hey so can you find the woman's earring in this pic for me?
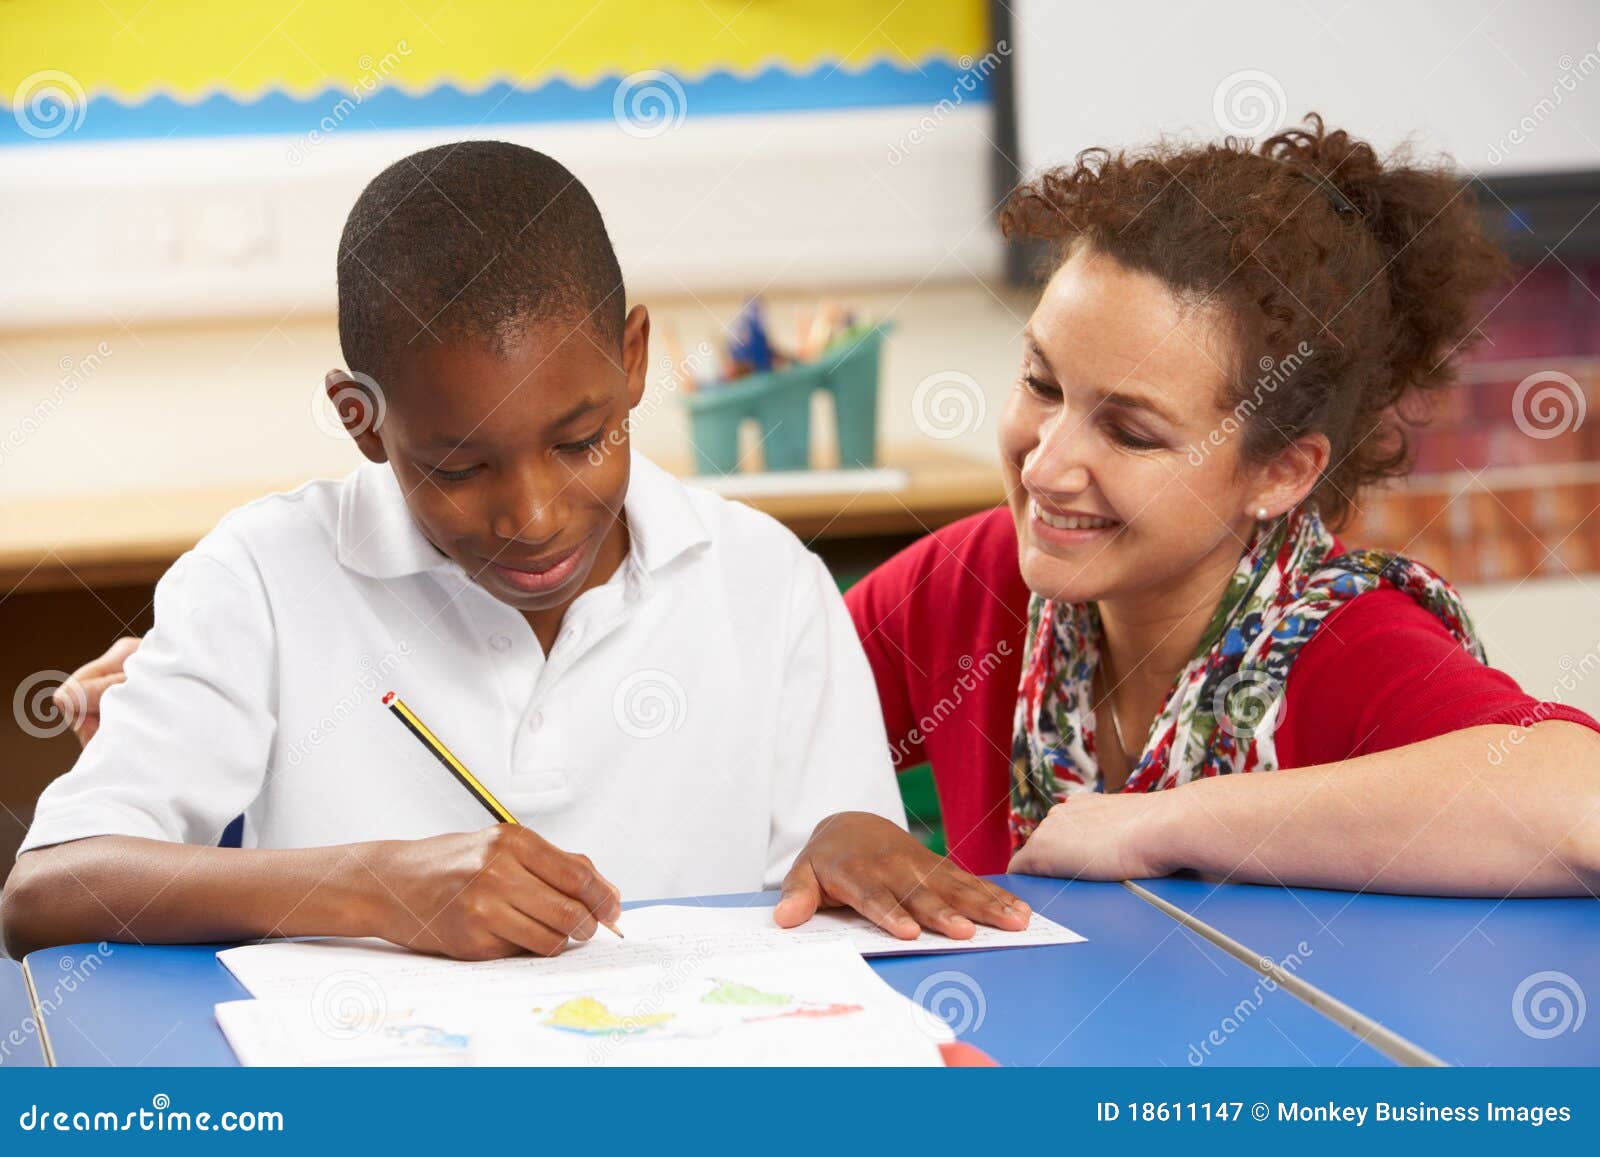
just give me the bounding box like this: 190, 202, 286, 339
1256, 506, 1270, 521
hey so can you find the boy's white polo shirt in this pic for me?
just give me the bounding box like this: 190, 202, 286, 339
21, 454, 905, 899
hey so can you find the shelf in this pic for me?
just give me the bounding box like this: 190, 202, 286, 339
1396, 461, 1600, 494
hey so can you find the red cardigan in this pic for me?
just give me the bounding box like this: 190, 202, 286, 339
846, 507, 1600, 875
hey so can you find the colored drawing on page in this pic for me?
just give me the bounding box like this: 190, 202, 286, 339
541, 997, 676, 1036
745, 1002, 864, 1023
382, 1023, 470, 1049
700, 979, 792, 1006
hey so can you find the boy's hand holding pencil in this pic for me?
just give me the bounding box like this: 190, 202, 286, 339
363, 825, 622, 961
375, 691, 623, 958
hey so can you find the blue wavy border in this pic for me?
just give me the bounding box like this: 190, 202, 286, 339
1, 60, 987, 146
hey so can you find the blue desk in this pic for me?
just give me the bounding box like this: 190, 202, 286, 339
1, 959, 45, 1067
1137, 877, 1600, 1067
23, 875, 1386, 1067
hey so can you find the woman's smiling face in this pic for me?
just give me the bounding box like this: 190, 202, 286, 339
1000, 245, 1267, 606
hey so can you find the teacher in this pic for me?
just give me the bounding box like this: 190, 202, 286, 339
845, 114, 1600, 895
44, 117, 1600, 898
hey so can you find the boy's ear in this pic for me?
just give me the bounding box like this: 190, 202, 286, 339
325, 369, 388, 464
621, 305, 650, 410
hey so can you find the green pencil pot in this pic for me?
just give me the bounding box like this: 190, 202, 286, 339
683, 323, 892, 474
683, 362, 820, 473
817, 323, 892, 468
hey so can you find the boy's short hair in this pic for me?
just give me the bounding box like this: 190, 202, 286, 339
336, 140, 625, 380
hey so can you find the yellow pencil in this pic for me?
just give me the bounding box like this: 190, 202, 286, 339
382, 690, 623, 938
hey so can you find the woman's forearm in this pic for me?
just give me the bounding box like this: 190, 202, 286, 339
0, 836, 391, 958
1162, 721, 1600, 896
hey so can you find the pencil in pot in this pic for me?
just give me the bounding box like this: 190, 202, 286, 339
382, 690, 623, 938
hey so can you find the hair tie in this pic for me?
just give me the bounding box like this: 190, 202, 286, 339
1291, 166, 1360, 217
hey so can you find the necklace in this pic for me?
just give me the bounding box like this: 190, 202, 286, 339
1095, 656, 1131, 764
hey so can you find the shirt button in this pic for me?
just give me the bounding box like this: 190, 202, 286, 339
526, 711, 544, 732
489, 634, 512, 652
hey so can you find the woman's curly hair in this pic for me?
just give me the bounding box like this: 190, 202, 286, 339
999, 113, 1508, 527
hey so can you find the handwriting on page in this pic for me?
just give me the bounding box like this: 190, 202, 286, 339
217, 903, 1084, 1003
614, 903, 1086, 956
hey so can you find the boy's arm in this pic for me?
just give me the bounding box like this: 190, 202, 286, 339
765, 553, 1031, 938
2, 826, 621, 960
2, 837, 377, 958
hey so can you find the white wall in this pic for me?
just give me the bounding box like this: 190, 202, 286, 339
0, 106, 1001, 330
1460, 577, 1600, 717
1013, 0, 1600, 177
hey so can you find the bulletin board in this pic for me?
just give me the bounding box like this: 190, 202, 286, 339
3, 0, 989, 143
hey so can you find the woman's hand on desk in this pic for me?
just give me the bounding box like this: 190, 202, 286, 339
54, 635, 143, 746
775, 811, 1032, 940
362, 825, 622, 961
1007, 792, 1183, 881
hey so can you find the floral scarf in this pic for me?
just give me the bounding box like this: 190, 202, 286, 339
1008, 506, 1485, 848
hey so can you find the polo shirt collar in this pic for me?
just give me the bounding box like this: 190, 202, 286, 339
621, 452, 713, 578
336, 453, 711, 583
337, 462, 457, 580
